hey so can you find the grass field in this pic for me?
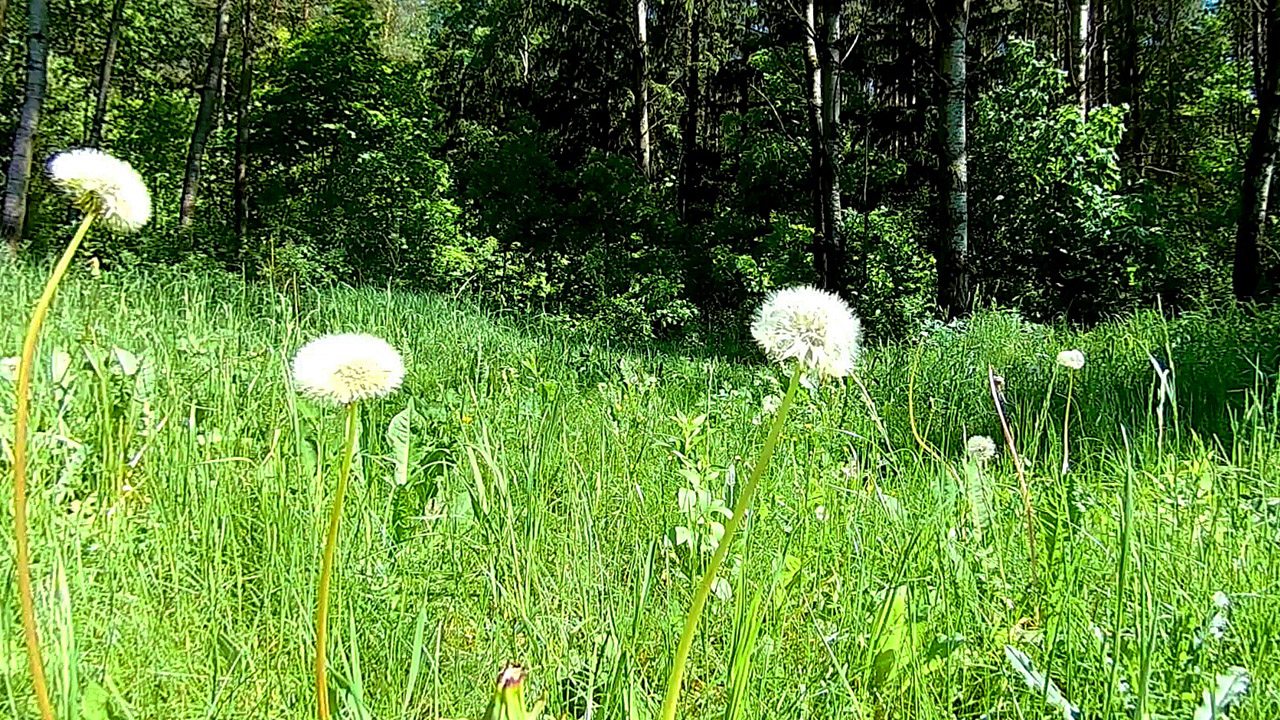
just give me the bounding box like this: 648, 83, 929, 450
2, 262, 1279, 719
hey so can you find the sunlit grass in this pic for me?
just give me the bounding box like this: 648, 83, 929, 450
2, 263, 1278, 719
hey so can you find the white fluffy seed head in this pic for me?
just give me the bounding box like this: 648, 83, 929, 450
751, 285, 862, 379
291, 333, 405, 405
47, 148, 152, 233
966, 435, 997, 463
1056, 349, 1086, 371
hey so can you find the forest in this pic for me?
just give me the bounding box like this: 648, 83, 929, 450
3, 0, 1277, 338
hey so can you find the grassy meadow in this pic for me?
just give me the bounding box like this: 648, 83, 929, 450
2, 262, 1279, 719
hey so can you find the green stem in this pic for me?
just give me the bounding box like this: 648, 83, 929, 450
1105, 430, 1134, 714
1061, 374, 1075, 476
12, 211, 96, 720
659, 368, 801, 720
315, 402, 359, 720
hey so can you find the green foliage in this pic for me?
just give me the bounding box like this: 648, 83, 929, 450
251, 0, 462, 286
971, 42, 1145, 320
844, 202, 935, 338
3, 0, 1276, 341
462, 129, 696, 338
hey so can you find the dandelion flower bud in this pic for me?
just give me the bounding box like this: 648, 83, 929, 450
47, 148, 152, 233
1056, 350, 1085, 370
751, 286, 862, 379
966, 435, 997, 464
292, 333, 405, 405
482, 664, 545, 720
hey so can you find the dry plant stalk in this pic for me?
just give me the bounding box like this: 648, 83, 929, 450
987, 365, 1039, 585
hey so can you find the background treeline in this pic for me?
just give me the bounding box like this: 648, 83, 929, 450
1, 0, 1277, 339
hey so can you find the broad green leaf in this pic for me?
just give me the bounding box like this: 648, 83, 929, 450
773, 552, 804, 609
1004, 645, 1080, 720
712, 576, 733, 601
672, 525, 693, 546
52, 350, 74, 386
1193, 667, 1249, 720
79, 680, 111, 720
677, 487, 697, 512
112, 347, 139, 376
301, 438, 319, 481
868, 585, 911, 689
387, 398, 420, 486
961, 459, 993, 537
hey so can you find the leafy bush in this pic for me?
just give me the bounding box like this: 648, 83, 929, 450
971, 41, 1146, 321
462, 128, 697, 338
249, 0, 463, 288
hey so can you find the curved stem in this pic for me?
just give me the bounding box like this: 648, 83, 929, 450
13, 211, 96, 720
659, 369, 801, 720
314, 402, 359, 720
989, 365, 1038, 586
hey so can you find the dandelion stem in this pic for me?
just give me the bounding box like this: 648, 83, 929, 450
315, 401, 359, 720
659, 368, 801, 720
12, 210, 96, 720
1061, 373, 1075, 476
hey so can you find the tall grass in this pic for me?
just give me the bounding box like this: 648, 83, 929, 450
2, 263, 1277, 719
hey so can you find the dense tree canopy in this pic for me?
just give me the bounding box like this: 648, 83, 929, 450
2, 0, 1276, 339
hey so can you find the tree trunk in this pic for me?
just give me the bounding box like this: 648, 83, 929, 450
936, 0, 971, 319
636, 0, 651, 179
1070, 0, 1090, 119
2, 0, 50, 259
821, 0, 843, 292
1254, 1, 1264, 99
179, 0, 232, 228
87, 0, 128, 148
1235, 0, 1280, 301
1092, 0, 1107, 108
803, 0, 844, 293
1117, 0, 1142, 171
677, 0, 701, 222
233, 0, 253, 251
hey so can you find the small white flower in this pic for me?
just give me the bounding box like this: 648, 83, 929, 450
966, 435, 997, 463
1213, 591, 1230, 609
47, 148, 152, 232
1056, 350, 1085, 370
751, 286, 862, 379
292, 333, 405, 405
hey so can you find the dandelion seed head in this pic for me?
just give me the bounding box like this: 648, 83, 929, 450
966, 435, 997, 463
751, 286, 861, 379
292, 333, 404, 405
47, 148, 152, 232
1056, 350, 1086, 370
